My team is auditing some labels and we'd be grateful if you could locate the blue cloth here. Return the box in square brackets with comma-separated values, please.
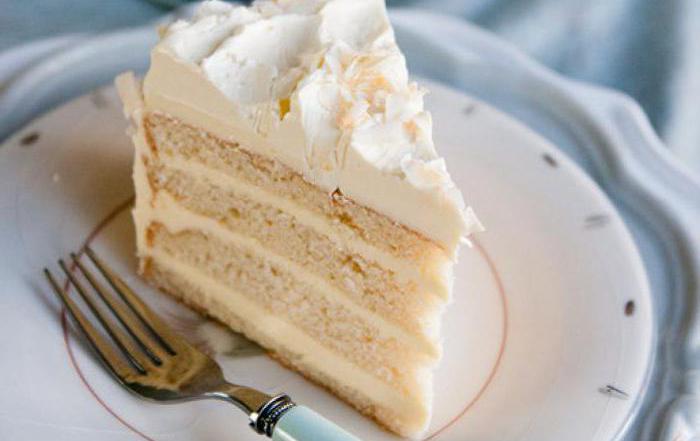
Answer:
[1, 0, 699, 169]
[390, 0, 700, 169]
[0, 1, 165, 47]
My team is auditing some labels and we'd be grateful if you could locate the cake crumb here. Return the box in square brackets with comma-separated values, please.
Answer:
[20, 131, 40, 146]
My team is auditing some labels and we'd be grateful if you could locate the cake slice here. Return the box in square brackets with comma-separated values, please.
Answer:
[116, 0, 481, 437]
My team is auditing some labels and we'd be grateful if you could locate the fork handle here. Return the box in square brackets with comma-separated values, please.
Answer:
[272, 406, 361, 441]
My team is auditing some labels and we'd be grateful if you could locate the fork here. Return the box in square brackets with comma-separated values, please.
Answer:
[44, 246, 361, 441]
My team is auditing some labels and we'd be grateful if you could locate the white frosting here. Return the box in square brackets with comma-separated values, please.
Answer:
[142, 0, 482, 252]
[149, 250, 431, 435]
[163, 156, 453, 298]
[149, 190, 442, 357]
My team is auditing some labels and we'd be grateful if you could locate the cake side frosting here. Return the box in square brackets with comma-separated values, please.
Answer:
[117, 71, 441, 436]
[142, 0, 482, 253]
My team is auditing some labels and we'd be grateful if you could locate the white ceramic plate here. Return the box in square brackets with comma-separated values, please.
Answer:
[0, 77, 652, 440]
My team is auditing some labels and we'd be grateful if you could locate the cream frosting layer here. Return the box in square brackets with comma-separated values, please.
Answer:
[164, 156, 452, 297]
[116, 73, 152, 261]
[148, 250, 431, 434]
[148, 190, 441, 356]
[141, 0, 482, 252]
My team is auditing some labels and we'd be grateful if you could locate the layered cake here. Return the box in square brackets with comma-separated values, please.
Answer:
[116, 0, 481, 437]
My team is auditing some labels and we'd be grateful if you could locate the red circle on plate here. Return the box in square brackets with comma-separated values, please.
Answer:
[60, 197, 508, 440]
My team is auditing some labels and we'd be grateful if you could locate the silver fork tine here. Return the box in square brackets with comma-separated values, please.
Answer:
[84, 246, 178, 355]
[44, 255, 316, 439]
[58, 259, 149, 374]
[70, 253, 164, 366]
[44, 268, 135, 379]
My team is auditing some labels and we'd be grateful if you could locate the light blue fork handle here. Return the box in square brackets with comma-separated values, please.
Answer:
[272, 406, 362, 441]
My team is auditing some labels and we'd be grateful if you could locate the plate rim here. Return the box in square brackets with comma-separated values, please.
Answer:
[0, 82, 653, 441]
[390, 10, 700, 441]
[1, 9, 698, 441]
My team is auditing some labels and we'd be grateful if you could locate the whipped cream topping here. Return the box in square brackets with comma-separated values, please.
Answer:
[142, 0, 482, 252]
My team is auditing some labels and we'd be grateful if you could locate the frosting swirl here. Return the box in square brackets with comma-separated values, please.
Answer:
[147, 0, 482, 252]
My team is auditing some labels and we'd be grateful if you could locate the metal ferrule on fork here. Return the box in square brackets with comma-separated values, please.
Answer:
[44, 246, 361, 441]
[250, 394, 297, 436]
